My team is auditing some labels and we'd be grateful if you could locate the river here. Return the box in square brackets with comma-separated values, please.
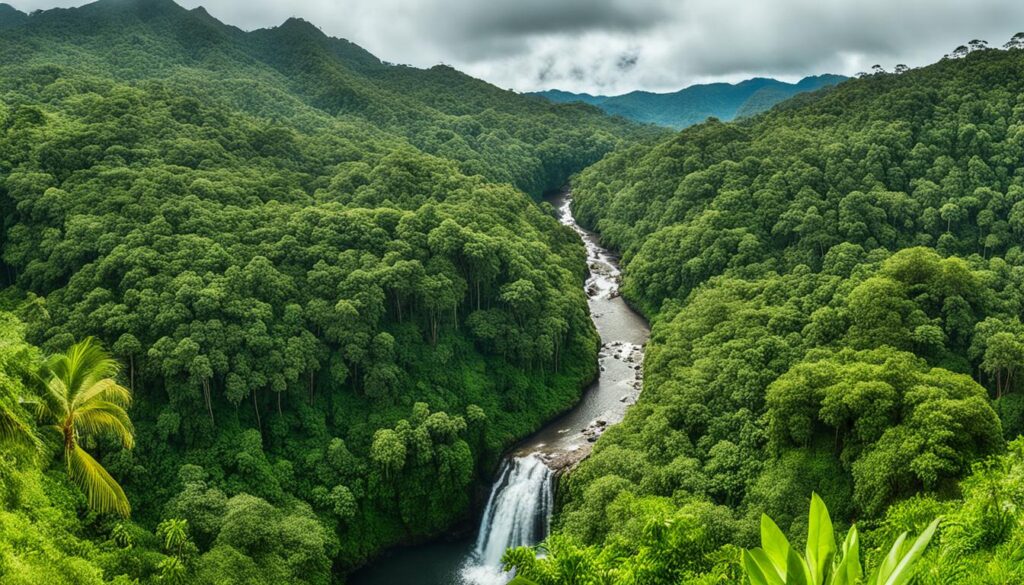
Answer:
[349, 191, 650, 585]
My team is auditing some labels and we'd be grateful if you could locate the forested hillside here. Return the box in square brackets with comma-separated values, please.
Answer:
[531, 75, 846, 129]
[0, 0, 660, 582]
[507, 43, 1024, 582]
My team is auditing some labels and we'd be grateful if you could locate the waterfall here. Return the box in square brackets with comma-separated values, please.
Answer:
[461, 454, 554, 585]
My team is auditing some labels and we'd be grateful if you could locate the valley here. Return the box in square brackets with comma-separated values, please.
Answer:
[351, 191, 650, 585]
[2, 2, 1024, 584]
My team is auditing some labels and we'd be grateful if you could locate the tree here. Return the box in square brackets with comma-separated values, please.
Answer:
[158, 518, 191, 559]
[370, 428, 406, 480]
[981, 332, 1024, 398]
[157, 556, 188, 584]
[31, 337, 135, 516]
[939, 202, 964, 232]
[112, 333, 141, 392]
[767, 348, 1002, 515]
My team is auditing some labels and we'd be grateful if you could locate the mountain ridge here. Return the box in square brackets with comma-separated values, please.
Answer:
[531, 73, 847, 128]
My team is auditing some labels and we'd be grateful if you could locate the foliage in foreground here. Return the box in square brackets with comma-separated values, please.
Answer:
[506, 443, 1024, 584]
[741, 494, 937, 585]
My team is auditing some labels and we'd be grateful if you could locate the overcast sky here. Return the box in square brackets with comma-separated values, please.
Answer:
[10, 0, 1024, 94]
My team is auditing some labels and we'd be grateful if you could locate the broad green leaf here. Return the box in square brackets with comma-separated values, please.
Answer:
[879, 518, 940, 585]
[806, 493, 837, 585]
[838, 526, 862, 585]
[872, 531, 909, 585]
[786, 547, 811, 585]
[742, 550, 772, 585]
[760, 513, 790, 578]
[745, 549, 786, 585]
[832, 554, 852, 585]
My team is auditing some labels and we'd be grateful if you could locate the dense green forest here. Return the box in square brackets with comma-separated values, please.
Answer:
[506, 43, 1024, 583]
[531, 75, 846, 129]
[0, 0, 662, 583]
[5, 1, 1024, 584]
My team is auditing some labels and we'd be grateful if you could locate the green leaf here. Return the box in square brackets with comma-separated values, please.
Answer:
[806, 493, 837, 585]
[832, 554, 852, 585]
[871, 531, 908, 585]
[67, 444, 131, 517]
[836, 525, 862, 585]
[878, 518, 940, 585]
[760, 513, 790, 578]
[743, 549, 785, 585]
[742, 550, 770, 585]
[786, 547, 811, 585]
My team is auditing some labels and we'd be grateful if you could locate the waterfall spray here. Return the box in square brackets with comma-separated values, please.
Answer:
[461, 454, 554, 584]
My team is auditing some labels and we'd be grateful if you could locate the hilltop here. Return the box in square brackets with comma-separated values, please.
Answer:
[532, 74, 846, 128]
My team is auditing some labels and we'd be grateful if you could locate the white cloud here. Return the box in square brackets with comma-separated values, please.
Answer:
[9, 0, 1024, 94]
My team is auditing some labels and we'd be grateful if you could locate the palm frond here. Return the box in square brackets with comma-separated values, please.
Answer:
[37, 373, 69, 422]
[74, 377, 131, 410]
[46, 337, 120, 403]
[74, 401, 135, 448]
[67, 443, 131, 517]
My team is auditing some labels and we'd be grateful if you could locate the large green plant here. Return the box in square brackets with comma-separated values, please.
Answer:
[31, 337, 135, 517]
[742, 493, 939, 585]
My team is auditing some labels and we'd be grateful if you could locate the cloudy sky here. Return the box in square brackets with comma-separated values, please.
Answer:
[10, 0, 1024, 94]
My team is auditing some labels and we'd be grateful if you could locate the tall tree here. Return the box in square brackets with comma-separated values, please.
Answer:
[31, 338, 135, 516]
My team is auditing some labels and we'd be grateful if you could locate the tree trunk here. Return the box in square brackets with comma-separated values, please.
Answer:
[252, 390, 262, 435]
[203, 379, 214, 426]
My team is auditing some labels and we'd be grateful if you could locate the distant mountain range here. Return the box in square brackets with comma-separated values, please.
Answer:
[530, 75, 847, 128]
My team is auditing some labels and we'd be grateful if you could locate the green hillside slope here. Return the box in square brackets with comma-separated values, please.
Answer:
[0, 0, 662, 582]
[507, 45, 1024, 583]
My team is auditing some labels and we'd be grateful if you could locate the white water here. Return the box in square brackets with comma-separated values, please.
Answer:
[461, 454, 555, 584]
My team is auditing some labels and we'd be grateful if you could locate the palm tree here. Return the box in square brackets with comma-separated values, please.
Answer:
[157, 518, 190, 558]
[32, 337, 135, 517]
